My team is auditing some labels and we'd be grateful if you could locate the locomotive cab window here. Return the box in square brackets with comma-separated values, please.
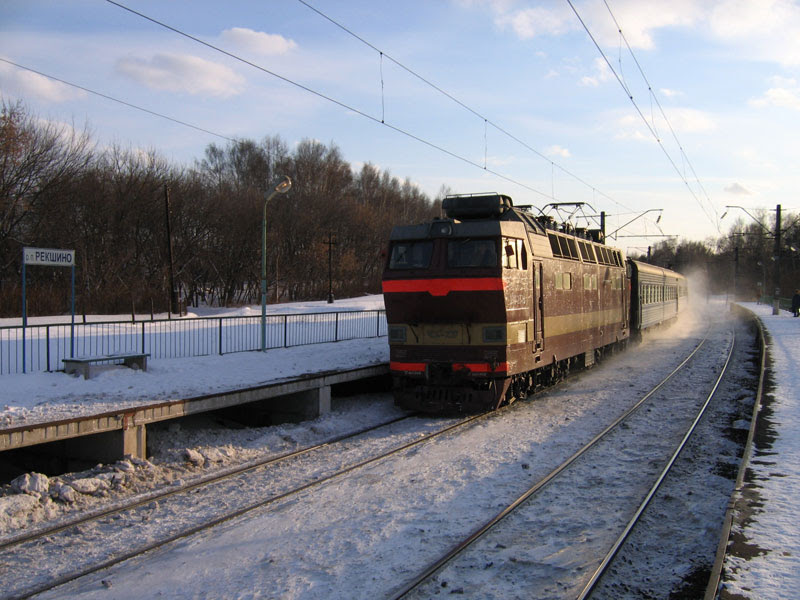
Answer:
[503, 238, 527, 270]
[389, 241, 433, 269]
[447, 238, 497, 268]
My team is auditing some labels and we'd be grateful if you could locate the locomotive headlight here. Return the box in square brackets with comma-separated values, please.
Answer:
[482, 326, 506, 344]
[388, 325, 407, 343]
[430, 221, 453, 237]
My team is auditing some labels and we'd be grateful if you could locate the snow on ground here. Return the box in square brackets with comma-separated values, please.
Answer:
[0, 296, 387, 427]
[719, 303, 800, 599]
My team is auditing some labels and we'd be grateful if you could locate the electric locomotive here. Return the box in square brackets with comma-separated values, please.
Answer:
[381, 193, 633, 413]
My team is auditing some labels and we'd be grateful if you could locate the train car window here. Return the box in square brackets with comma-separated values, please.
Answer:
[389, 241, 433, 269]
[447, 238, 497, 268]
[566, 238, 580, 260]
[579, 241, 595, 262]
[557, 236, 570, 258]
[548, 234, 561, 257]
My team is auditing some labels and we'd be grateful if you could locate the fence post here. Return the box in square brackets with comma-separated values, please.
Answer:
[219, 317, 223, 355]
[46, 326, 51, 372]
[335, 312, 339, 342]
[141, 322, 146, 354]
[376, 310, 380, 337]
[284, 315, 288, 348]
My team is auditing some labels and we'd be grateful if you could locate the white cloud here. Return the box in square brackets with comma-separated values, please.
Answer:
[494, 5, 574, 39]
[579, 58, 612, 87]
[116, 53, 245, 98]
[662, 108, 716, 133]
[466, 0, 800, 66]
[750, 77, 800, 111]
[546, 145, 571, 158]
[724, 182, 752, 195]
[660, 88, 683, 98]
[710, 0, 800, 66]
[220, 28, 297, 56]
[0, 61, 85, 103]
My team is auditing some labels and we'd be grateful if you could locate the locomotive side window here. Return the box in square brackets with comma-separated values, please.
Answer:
[389, 241, 433, 269]
[502, 238, 527, 270]
[579, 241, 596, 263]
[548, 233, 561, 256]
[566, 238, 579, 260]
[447, 239, 497, 268]
[556, 272, 573, 290]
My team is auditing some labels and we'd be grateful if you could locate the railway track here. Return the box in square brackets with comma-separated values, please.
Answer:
[1, 405, 499, 599]
[1, 317, 737, 600]
[393, 325, 735, 599]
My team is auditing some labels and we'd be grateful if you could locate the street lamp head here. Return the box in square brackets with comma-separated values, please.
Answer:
[720, 211, 728, 220]
[655, 213, 662, 224]
[273, 176, 292, 194]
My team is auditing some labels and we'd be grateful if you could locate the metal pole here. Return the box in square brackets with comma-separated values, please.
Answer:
[22, 260, 26, 374]
[164, 185, 178, 316]
[70, 263, 75, 358]
[261, 198, 268, 352]
[261, 176, 292, 351]
[773, 204, 781, 314]
[327, 231, 335, 304]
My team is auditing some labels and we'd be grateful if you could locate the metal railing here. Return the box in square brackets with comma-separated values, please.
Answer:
[0, 310, 387, 375]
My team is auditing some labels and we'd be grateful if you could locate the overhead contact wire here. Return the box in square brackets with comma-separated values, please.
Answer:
[104, 0, 552, 200]
[566, 0, 718, 230]
[294, 0, 633, 214]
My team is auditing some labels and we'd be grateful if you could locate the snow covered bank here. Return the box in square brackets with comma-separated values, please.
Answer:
[720, 303, 800, 599]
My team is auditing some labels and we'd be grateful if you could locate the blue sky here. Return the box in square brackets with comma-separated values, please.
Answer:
[2, 0, 799, 251]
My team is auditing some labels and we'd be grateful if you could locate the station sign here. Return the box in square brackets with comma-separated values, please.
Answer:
[23, 247, 75, 267]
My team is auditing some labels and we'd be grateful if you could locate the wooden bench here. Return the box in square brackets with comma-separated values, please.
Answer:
[63, 353, 150, 380]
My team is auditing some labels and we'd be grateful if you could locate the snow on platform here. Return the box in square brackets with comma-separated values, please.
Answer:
[0, 297, 388, 430]
[722, 302, 800, 598]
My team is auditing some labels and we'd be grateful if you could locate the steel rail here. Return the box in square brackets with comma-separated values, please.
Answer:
[0, 414, 414, 553]
[390, 330, 712, 600]
[4, 409, 500, 600]
[578, 328, 736, 598]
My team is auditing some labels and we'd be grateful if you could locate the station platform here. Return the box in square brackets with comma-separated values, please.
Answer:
[0, 337, 389, 462]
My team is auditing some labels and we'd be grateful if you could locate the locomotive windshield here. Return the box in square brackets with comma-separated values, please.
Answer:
[447, 238, 497, 268]
[388, 241, 433, 269]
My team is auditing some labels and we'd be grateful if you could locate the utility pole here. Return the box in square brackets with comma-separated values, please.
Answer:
[164, 185, 178, 316]
[326, 231, 336, 304]
[773, 203, 781, 315]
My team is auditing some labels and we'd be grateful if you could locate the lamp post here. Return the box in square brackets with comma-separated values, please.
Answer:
[262, 176, 292, 352]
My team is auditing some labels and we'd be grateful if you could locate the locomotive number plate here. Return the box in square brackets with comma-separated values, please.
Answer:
[424, 325, 462, 344]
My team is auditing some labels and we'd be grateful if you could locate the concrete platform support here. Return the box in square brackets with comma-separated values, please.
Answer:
[64, 425, 145, 464]
[122, 424, 147, 461]
[269, 385, 331, 423]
